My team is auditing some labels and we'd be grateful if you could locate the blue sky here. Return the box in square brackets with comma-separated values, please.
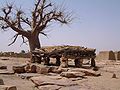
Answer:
[0, 0, 120, 53]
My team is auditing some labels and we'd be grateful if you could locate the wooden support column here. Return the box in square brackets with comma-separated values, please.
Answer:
[56, 56, 61, 66]
[60, 55, 68, 68]
[44, 57, 50, 66]
[91, 58, 96, 67]
[74, 58, 83, 68]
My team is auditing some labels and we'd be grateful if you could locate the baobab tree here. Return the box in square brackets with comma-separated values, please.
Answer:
[0, 0, 72, 61]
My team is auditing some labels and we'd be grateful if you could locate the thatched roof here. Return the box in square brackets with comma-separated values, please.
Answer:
[41, 45, 95, 53]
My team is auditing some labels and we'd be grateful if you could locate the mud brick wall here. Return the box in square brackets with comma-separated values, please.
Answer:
[96, 51, 116, 60]
[114, 51, 120, 60]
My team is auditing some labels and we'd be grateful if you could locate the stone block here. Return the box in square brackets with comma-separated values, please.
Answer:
[36, 65, 50, 74]
[24, 64, 36, 73]
[13, 65, 26, 73]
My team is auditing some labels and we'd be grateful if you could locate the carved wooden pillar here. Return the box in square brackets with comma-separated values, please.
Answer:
[74, 58, 83, 68]
[91, 58, 96, 67]
[56, 56, 61, 66]
[60, 55, 68, 68]
[44, 57, 50, 65]
[35, 55, 41, 64]
[31, 54, 35, 63]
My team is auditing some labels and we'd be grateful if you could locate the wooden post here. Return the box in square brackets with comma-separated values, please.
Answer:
[74, 58, 83, 68]
[91, 58, 96, 67]
[31, 54, 35, 63]
[60, 55, 68, 68]
[56, 56, 61, 66]
[36, 55, 41, 64]
[44, 57, 50, 65]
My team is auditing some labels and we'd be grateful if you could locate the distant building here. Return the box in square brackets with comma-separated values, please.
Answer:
[114, 51, 120, 60]
[96, 51, 116, 60]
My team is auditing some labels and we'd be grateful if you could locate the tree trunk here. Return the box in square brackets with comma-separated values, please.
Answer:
[28, 35, 41, 63]
[28, 36, 41, 52]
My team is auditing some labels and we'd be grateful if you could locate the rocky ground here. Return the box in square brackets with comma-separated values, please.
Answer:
[0, 57, 120, 90]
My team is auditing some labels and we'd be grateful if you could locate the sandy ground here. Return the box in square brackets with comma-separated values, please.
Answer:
[0, 57, 120, 90]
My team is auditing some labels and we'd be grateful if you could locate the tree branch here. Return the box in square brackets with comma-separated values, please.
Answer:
[21, 17, 31, 27]
[32, 0, 42, 28]
[32, 0, 72, 33]
[0, 4, 30, 38]
[0, 16, 30, 38]
[8, 34, 19, 46]
[40, 31, 47, 37]
[20, 35, 28, 47]
[2, 4, 13, 19]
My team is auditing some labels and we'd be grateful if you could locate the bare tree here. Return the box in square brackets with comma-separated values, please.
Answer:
[0, 0, 72, 60]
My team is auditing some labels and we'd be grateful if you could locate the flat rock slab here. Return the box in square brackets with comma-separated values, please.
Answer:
[17, 73, 41, 79]
[0, 58, 9, 60]
[0, 70, 14, 75]
[68, 68, 101, 77]
[69, 77, 83, 81]
[59, 85, 81, 90]
[38, 85, 61, 90]
[0, 85, 17, 90]
[0, 66, 7, 69]
[30, 75, 78, 87]
[60, 71, 85, 78]
[13, 64, 26, 67]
